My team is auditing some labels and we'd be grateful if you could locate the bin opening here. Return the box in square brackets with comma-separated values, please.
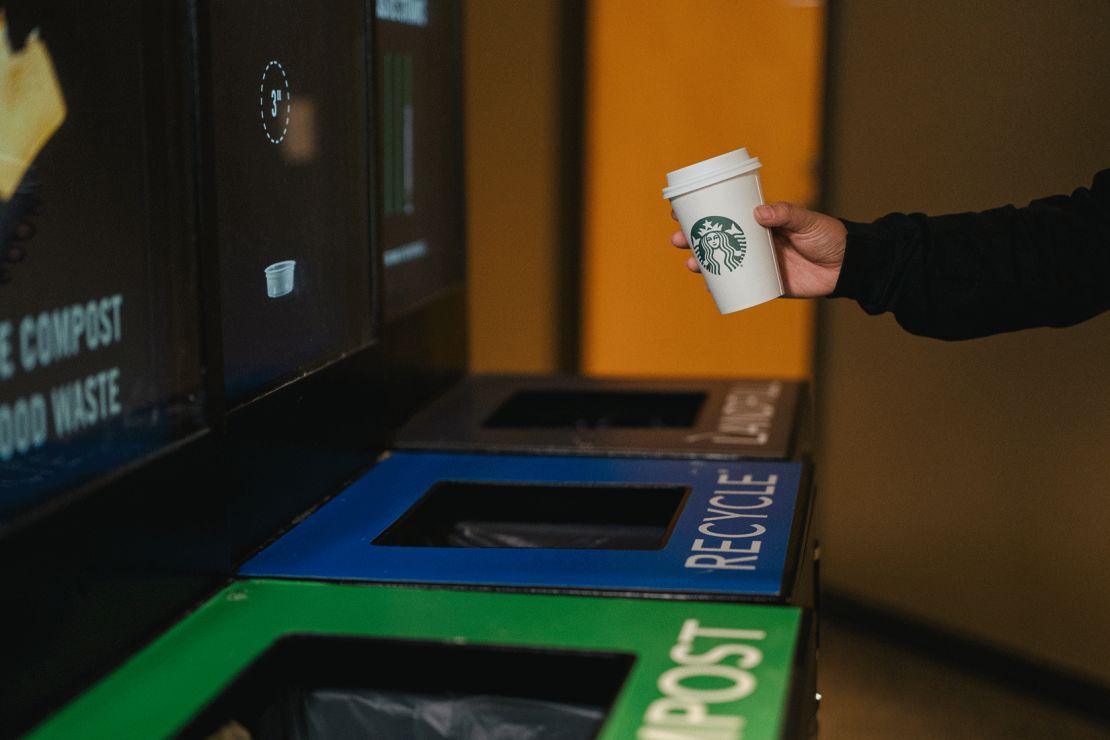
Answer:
[374, 481, 688, 549]
[482, 390, 706, 429]
[183, 635, 633, 740]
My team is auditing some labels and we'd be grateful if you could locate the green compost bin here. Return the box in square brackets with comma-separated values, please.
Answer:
[31, 580, 815, 739]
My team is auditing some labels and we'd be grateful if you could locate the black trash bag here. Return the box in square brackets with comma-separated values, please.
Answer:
[445, 520, 666, 550]
[269, 688, 606, 740]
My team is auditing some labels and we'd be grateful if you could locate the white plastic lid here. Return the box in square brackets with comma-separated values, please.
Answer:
[662, 147, 762, 200]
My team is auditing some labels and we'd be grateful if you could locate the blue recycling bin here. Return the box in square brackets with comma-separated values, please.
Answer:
[241, 452, 816, 606]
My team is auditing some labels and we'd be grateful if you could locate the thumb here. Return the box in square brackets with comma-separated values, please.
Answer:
[754, 201, 817, 233]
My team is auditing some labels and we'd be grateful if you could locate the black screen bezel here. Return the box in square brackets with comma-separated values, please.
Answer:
[376, 0, 468, 320]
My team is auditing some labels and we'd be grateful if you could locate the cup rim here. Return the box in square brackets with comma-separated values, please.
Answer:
[662, 148, 761, 200]
[264, 260, 297, 274]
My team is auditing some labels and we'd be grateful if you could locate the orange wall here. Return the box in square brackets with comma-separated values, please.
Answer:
[582, 0, 824, 379]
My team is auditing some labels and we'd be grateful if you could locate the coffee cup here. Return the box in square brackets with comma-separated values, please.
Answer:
[663, 148, 783, 313]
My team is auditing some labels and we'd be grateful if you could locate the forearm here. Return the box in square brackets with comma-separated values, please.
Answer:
[830, 170, 1110, 340]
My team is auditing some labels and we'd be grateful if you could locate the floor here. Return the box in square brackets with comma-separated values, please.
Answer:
[817, 614, 1110, 739]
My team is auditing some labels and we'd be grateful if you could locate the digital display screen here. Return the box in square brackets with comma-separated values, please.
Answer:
[0, 3, 203, 522]
[208, 0, 374, 403]
[376, 0, 466, 319]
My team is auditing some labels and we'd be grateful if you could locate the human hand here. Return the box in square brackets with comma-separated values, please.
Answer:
[671, 202, 847, 298]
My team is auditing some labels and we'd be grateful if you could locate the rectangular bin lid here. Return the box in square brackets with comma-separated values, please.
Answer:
[395, 374, 807, 460]
[30, 580, 807, 740]
[240, 452, 811, 601]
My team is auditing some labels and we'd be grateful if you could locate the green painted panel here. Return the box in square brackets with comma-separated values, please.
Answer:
[383, 52, 395, 215]
[31, 581, 804, 739]
[398, 53, 412, 212]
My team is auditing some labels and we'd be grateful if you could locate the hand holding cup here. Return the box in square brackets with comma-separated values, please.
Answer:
[671, 200, 848, 299]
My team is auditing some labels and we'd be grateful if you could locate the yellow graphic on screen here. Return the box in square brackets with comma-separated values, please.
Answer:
[0, 11, 66, 200]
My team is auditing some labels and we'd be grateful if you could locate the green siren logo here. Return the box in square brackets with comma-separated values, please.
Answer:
[691, 216, 747, 275]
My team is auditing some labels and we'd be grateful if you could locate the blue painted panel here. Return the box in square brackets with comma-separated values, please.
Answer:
[240, 452, 805, 598]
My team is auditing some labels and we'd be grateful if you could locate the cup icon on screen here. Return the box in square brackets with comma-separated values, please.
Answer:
[264, 260, 296, 298]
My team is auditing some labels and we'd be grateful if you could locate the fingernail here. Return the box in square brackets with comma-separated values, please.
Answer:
[755, 205, 773, 219]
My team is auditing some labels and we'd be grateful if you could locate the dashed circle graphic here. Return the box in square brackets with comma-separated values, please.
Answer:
[260, 60, 291, 144]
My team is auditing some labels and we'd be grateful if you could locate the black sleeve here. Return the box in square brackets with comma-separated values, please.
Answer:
[829, 169, 1110, 340]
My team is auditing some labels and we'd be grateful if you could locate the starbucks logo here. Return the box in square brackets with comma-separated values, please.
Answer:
[691, 216, 747, 275]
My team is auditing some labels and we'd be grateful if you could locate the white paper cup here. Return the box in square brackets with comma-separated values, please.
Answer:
[663, 148, 784, 314]
[264, 260, 296, 298]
